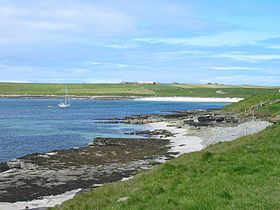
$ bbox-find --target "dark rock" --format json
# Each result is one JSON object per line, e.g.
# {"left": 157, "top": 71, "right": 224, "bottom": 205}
{"left": 188, "top": 121, "right": 214, "bottom": 127}
{"left": 184, "top": 119, "right": 194, "bottom": 124}
{"left": 0, "top": 162, "right": 9, "bottom": 173}
{"left": 198, "top": 116, "right": 211, "bottom": 122}
{"left": 214, "top": 116, "right": 225, "bottom": 122}
{"left": 0, "top": 136, "right": 171, "bottom": 202}
{"left": 125, "top": 129, "right": 174, "bottom": 138}
{"left": 93, "top": 138, "right": 126, "bottom": 146}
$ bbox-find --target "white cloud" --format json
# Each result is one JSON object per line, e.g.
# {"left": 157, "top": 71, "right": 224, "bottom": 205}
{"left": 200, "top": 75, "right": 280, "bottom": 86}
{"left": 86, "top": 61, "right": 146, "bottom": 69}
{"left": 0, "top": 2, "right": 135, "bottom": 44}
{"left": 104, "top": 44, "right": 136, "bottom": 49}
{"left": 0, "top": 80, "right": 30, "bottom": 83}
{"left": 152, "top": 50, "right": 208, "bottom": 60}
{"left": 203, "top": 66, "right": 261, "bottom": 71}
{"left": 133, "top": 30, "right": 278, "bottom": 47}
{"left": 214, "top": 53, "right": 280, "bottom": 62}
{"left": 0, "top": 63, "right": 94, "bottom": 82}
{"left": 157, "top": 50, "right": 207, "bottom": 55}
{"left": 267, "top": 45, "right": 280, "bottom": 49}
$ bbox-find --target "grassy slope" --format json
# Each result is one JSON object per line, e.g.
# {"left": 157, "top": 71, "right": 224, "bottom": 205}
{"left": 54, "top": 123, "right": 280, "bottom": 210}
{"left": 0, "top": 83, "right": 279, "bottom": 97}
{"left": 53, "top": 96, "right": 280, "bottom": 210}
{"left": 224, "top": 94, "right": 280, "bottom": 118}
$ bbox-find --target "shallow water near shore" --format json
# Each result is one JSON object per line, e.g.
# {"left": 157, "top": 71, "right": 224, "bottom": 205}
{"left": 0, "top": 98, "right": 229, "bottom": 161}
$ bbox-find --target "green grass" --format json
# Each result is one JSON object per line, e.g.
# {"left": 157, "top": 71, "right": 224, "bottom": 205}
{"left": 259, "top": 103, "right": 280, "bottom": 118}
{"left": 53, "top": 95, "right": 280, "bottom": 210}
{"left": 54, "top": 123, "right": 280, "bottom": 210}
{"left": 0, "top": 83, "right": 279, "bottom": 97}
{"left": 224, "top": 94, "right": 280, "bottom": 118}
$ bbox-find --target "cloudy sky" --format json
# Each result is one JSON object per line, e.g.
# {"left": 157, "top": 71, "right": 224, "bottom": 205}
{"left": 0, "top": 0, "right": 279, "bottom": 85}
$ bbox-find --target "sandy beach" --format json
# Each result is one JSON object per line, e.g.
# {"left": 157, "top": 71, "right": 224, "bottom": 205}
{"left": 0, "top": 95, "right": 244, "bottom": 103}
{"left": 135, "top": 97, "right": 243, "bottom": 103}
{"left": 148, "top": 122, "right": 203, "bottom": 155}
{"left": 148, "top": 120, "right": 270, "bottom": 156}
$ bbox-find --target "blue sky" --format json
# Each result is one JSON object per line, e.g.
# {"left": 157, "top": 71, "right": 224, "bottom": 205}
{"left": 0, "top": 0, "right": 279, "bottom": 85}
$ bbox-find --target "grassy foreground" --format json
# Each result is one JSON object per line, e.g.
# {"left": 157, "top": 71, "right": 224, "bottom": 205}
{"left": 0, "top": 83, "right": 279, "bottom": 98}
{"left": 54, "top": 124, "right": 280, "bottom": 210}
{"left": 53, "top": 95, "right": 280, "bottom": 210}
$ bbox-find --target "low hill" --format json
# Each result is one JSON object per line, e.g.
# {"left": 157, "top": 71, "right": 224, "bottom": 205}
{"left": 0, "top": 83, "right": 279, "bottom": 98}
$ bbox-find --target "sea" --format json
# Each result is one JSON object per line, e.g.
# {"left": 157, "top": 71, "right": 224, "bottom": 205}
{"left": 0, "top": 98, "right": 229, "bottom": 161}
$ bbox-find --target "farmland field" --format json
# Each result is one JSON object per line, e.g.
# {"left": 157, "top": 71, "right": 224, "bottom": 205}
{"left": 0, "top": 83, "right": 278, "bottom": 98}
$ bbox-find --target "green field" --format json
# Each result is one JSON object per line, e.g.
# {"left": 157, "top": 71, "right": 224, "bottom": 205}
{"left": 0, "top": 83, "right": 279, "bottom": 98}
{"left": 53, "top": 95, "right": 280, "bottom": 210}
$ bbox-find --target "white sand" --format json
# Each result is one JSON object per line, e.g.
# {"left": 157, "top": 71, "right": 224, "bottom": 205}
{"left": 195, "top": 120, "right": 271, "bottom": 146}
{"left": 148, "top": 122, "right": 203, "bottom": 156}
{"left": 135, "top": 97, "right": 243, "bottom": 103}
{"left": 148, "top": 120, "right": 270, "bottom": 156}
{"left": 0, "top": 188, "right": 81, "bottom": 210}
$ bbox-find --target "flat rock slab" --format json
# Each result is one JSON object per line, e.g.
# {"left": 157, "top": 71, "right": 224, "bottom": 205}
{"left": 0, "top": 137, "right": 172, "bottom": 202}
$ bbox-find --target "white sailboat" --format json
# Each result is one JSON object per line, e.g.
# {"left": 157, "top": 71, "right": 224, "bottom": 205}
{"left": 58, "top": 86, "right": 71, "bottom": 108}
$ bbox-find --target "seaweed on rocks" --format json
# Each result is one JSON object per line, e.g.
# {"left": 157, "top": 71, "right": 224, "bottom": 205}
{"left": 0, "top": 137, "right": 172, "bottom": 202}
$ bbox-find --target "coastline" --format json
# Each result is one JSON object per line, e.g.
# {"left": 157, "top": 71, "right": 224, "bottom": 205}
{"left": 148, "top": 122, "right": 203, "bottom": 155}
{"left": 0, "top": 94, "right": 243, "bottom": 102}
{"left": 135, "top": 97, "right": 243, "bottom": 103}
{"left": 0, "top": 136, "right": 174, "bottom": 206}
{"left": 148, "top": 120, "right": 270, "bottom": 152}
{"left": 0, "top": 108, "right": 271, "bottom": 209}
{"left": 0, "top": 189, "right": 81, "bottom": 210}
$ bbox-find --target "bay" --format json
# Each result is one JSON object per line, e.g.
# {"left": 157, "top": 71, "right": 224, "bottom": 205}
{"left": 0, "top": 98, "right": 229, "bottom": 161}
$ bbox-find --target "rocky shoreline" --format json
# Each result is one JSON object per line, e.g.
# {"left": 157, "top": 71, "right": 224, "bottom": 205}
{"left": 0, "top": 108, "right": 272, "bottom": 208}
{"left": 0, "top": 136, "right": 176, "bottom": 203}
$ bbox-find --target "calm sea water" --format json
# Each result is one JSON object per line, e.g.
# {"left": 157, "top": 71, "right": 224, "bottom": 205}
{"left": 0, "top": 99, "right": 229, "bottom": 161}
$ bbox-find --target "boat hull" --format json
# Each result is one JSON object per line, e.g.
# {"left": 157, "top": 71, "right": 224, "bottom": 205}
{"left": 58, "top": 103, "right": 71, "bottom": 108}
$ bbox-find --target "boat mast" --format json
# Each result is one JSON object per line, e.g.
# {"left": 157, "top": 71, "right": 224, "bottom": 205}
{"left": 64, "top": 86, "right": 67, "bottom": 104}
